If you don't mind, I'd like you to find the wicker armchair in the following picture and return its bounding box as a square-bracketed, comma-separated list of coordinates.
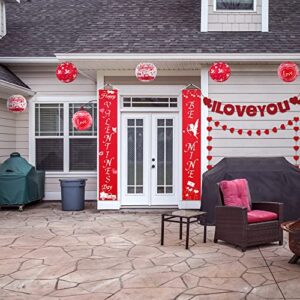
[214, 185, 283, 252]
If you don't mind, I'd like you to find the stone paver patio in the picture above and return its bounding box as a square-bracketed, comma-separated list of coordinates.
[0, 203, 299, 300]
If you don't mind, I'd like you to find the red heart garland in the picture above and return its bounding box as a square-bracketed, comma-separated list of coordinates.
[294, 127, 299, 132]
[272, 127, 278, 133]
[207, 117, 212, 122]
[247, 130, 252, 136]
[214, 121, 220, 127]
[207, 136, 213, 141]
[290, 97, 298, 105]
[294, 117, 300, 122]
[207, 156, 213, 161]
[229, 128, 235, 133]
[207, 126, 213, 132]
[238, 129, 243, 135]
[207, 165, 213, 170]
[294, 136, 300, 142]
[288, 120, 294, 126]
[222, 125, 227, 131]
[294, 146, 299, 151]
[207, 146, 213, 151]
[256, 130, 261, 136]
[294, 155, 299, 161]
[280, 124, 286, 130]
[264, 129, 270, 135]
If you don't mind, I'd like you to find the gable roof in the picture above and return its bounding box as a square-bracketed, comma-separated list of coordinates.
[0, 0, 299, 57]
[0, 64, 30, 89]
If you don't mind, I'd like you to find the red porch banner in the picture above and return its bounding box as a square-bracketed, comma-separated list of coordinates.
[98, 89, 118, 201]
[182, 89, 201, 201]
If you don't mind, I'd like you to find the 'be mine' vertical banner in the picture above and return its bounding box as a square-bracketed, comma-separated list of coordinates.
[98, 89, 118, 201]
[182, 89, 201, 201]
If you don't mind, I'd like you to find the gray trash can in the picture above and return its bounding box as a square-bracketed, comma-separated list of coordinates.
[59, 179, 87, 211]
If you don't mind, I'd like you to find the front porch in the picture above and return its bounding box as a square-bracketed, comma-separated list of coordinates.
[0, 203, 297, 299]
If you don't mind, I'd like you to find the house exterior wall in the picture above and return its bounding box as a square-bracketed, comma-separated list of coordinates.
[0, 99, 16, 162]
[208, 0, 262, 31]
[208, 66, 300, 167]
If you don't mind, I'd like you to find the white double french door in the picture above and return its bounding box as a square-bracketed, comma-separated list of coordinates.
[121, 113, 179, 206]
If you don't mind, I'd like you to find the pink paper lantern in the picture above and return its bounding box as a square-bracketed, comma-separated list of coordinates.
[209, 62, 231, 82]
[72, 107, 93, 131]
[56, 62, 78, 83]
[278, 62, 299, 82]
[135, 63, 157, 82]
[7, 95, 27, 113]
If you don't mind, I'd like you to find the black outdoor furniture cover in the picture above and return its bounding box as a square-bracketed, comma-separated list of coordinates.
[201, 157, 300, 224]
[0, 152, 45, 206]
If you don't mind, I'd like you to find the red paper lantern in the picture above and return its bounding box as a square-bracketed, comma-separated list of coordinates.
[56, 62, 78, 83]
[209, 62, 231, 82]
[278, 62, 299, 82]
[7, 95, 27, 113]
[72, 107, 93, 131]
[135, 63, 157, 82]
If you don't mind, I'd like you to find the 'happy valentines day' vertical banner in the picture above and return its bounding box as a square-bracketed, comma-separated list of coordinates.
[98, 89, 118, 201]
[182, 89, 201, 201]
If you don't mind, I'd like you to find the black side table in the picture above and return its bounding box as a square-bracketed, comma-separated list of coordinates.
[161, 210, 207, 249]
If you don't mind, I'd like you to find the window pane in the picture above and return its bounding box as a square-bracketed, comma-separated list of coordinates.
[70, 139, 97, 171]
[216, 0, 254, 10]
[69, 103, 97, 136]
[35, 104, 63, 136]
[36, 139, 63, 171]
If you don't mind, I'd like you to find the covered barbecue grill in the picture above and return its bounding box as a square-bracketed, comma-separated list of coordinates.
[0, 152, 45, 210]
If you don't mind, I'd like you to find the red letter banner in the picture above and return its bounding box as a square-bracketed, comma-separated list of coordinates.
[182, 89, 201, 201]
[98, 89, 118, 201]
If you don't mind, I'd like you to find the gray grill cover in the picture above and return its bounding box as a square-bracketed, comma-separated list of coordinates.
[201, 157, 300, 224]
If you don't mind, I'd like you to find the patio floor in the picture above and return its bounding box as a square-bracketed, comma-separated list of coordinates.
[0, 203, 299, 300]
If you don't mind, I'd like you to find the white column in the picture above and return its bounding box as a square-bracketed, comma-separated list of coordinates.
[201, 0, 208, 32]
[261, 0, 269, 32]
[97, 71, 120, 210]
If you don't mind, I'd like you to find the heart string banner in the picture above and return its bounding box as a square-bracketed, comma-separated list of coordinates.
[293, 118, 300, 168]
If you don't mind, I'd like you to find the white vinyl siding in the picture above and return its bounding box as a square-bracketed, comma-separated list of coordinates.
[208, 67, 300, 167]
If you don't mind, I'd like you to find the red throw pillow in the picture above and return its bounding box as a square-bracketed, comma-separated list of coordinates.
[219, 179, 251, 211]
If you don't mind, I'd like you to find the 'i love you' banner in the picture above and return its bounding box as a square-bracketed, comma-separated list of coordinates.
[98, 89, 118, 201]
[182, 89, 201, 201]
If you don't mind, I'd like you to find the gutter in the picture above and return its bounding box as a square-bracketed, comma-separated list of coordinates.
[0, 80, 36, 96]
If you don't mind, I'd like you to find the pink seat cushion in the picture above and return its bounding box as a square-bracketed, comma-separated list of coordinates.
[247, 210, 278, 223]
[219, 179, 251, 211]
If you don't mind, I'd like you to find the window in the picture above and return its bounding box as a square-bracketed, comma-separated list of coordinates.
[35, 103, 97, 172]
[123, 97, 178, 108]
[215, 0, 254, 10]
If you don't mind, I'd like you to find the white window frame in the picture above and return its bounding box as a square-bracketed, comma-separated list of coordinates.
[30, 97, 97, 176]
[214, 0, 257, 13]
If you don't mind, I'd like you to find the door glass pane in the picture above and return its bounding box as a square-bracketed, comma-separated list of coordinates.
[157, 118, 173, 194]
[127, 119, 143, 194]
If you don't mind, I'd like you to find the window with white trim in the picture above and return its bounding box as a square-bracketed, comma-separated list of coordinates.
[215, 0, 255, 10]
[35, 103, 97, 172]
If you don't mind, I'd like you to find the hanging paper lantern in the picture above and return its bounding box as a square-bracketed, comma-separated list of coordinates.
[135, 63, 157, 82]
[72, 107, 93, 131]
[56, 62, 78, 83]
[209, 62, 231, 82]
[278, 62, 299, 82]
[7, 95, 27, 113]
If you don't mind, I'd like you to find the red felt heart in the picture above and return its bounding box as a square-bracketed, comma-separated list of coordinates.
[294, 136, 300, 141]
[237, 129, 243, 135]
[207, 146, 213, 151]
[264, 129, 270, 135]
[207, 165, 213, 170]
[229, 128, 235, 133]
[294, 155, 299, 161]
[207, 136, 213, 141]
[294, 127, 299, 132]
[272, 127, 278, 133]
[280, 124, 286, 130]
[294, 146, 299, 151]
[247, 130, 252, 136]
[294, 117, 300, 122]
[207, 117, 212, 122]
[222, 125, 227, 131]
[214, 121, 220, 127]
[207, 155, 213, 161]
[207, 126, 213, 132]
[256, 130, 261, 136]
[288, 120, 294, 126]
[290, 97, 298, 105]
